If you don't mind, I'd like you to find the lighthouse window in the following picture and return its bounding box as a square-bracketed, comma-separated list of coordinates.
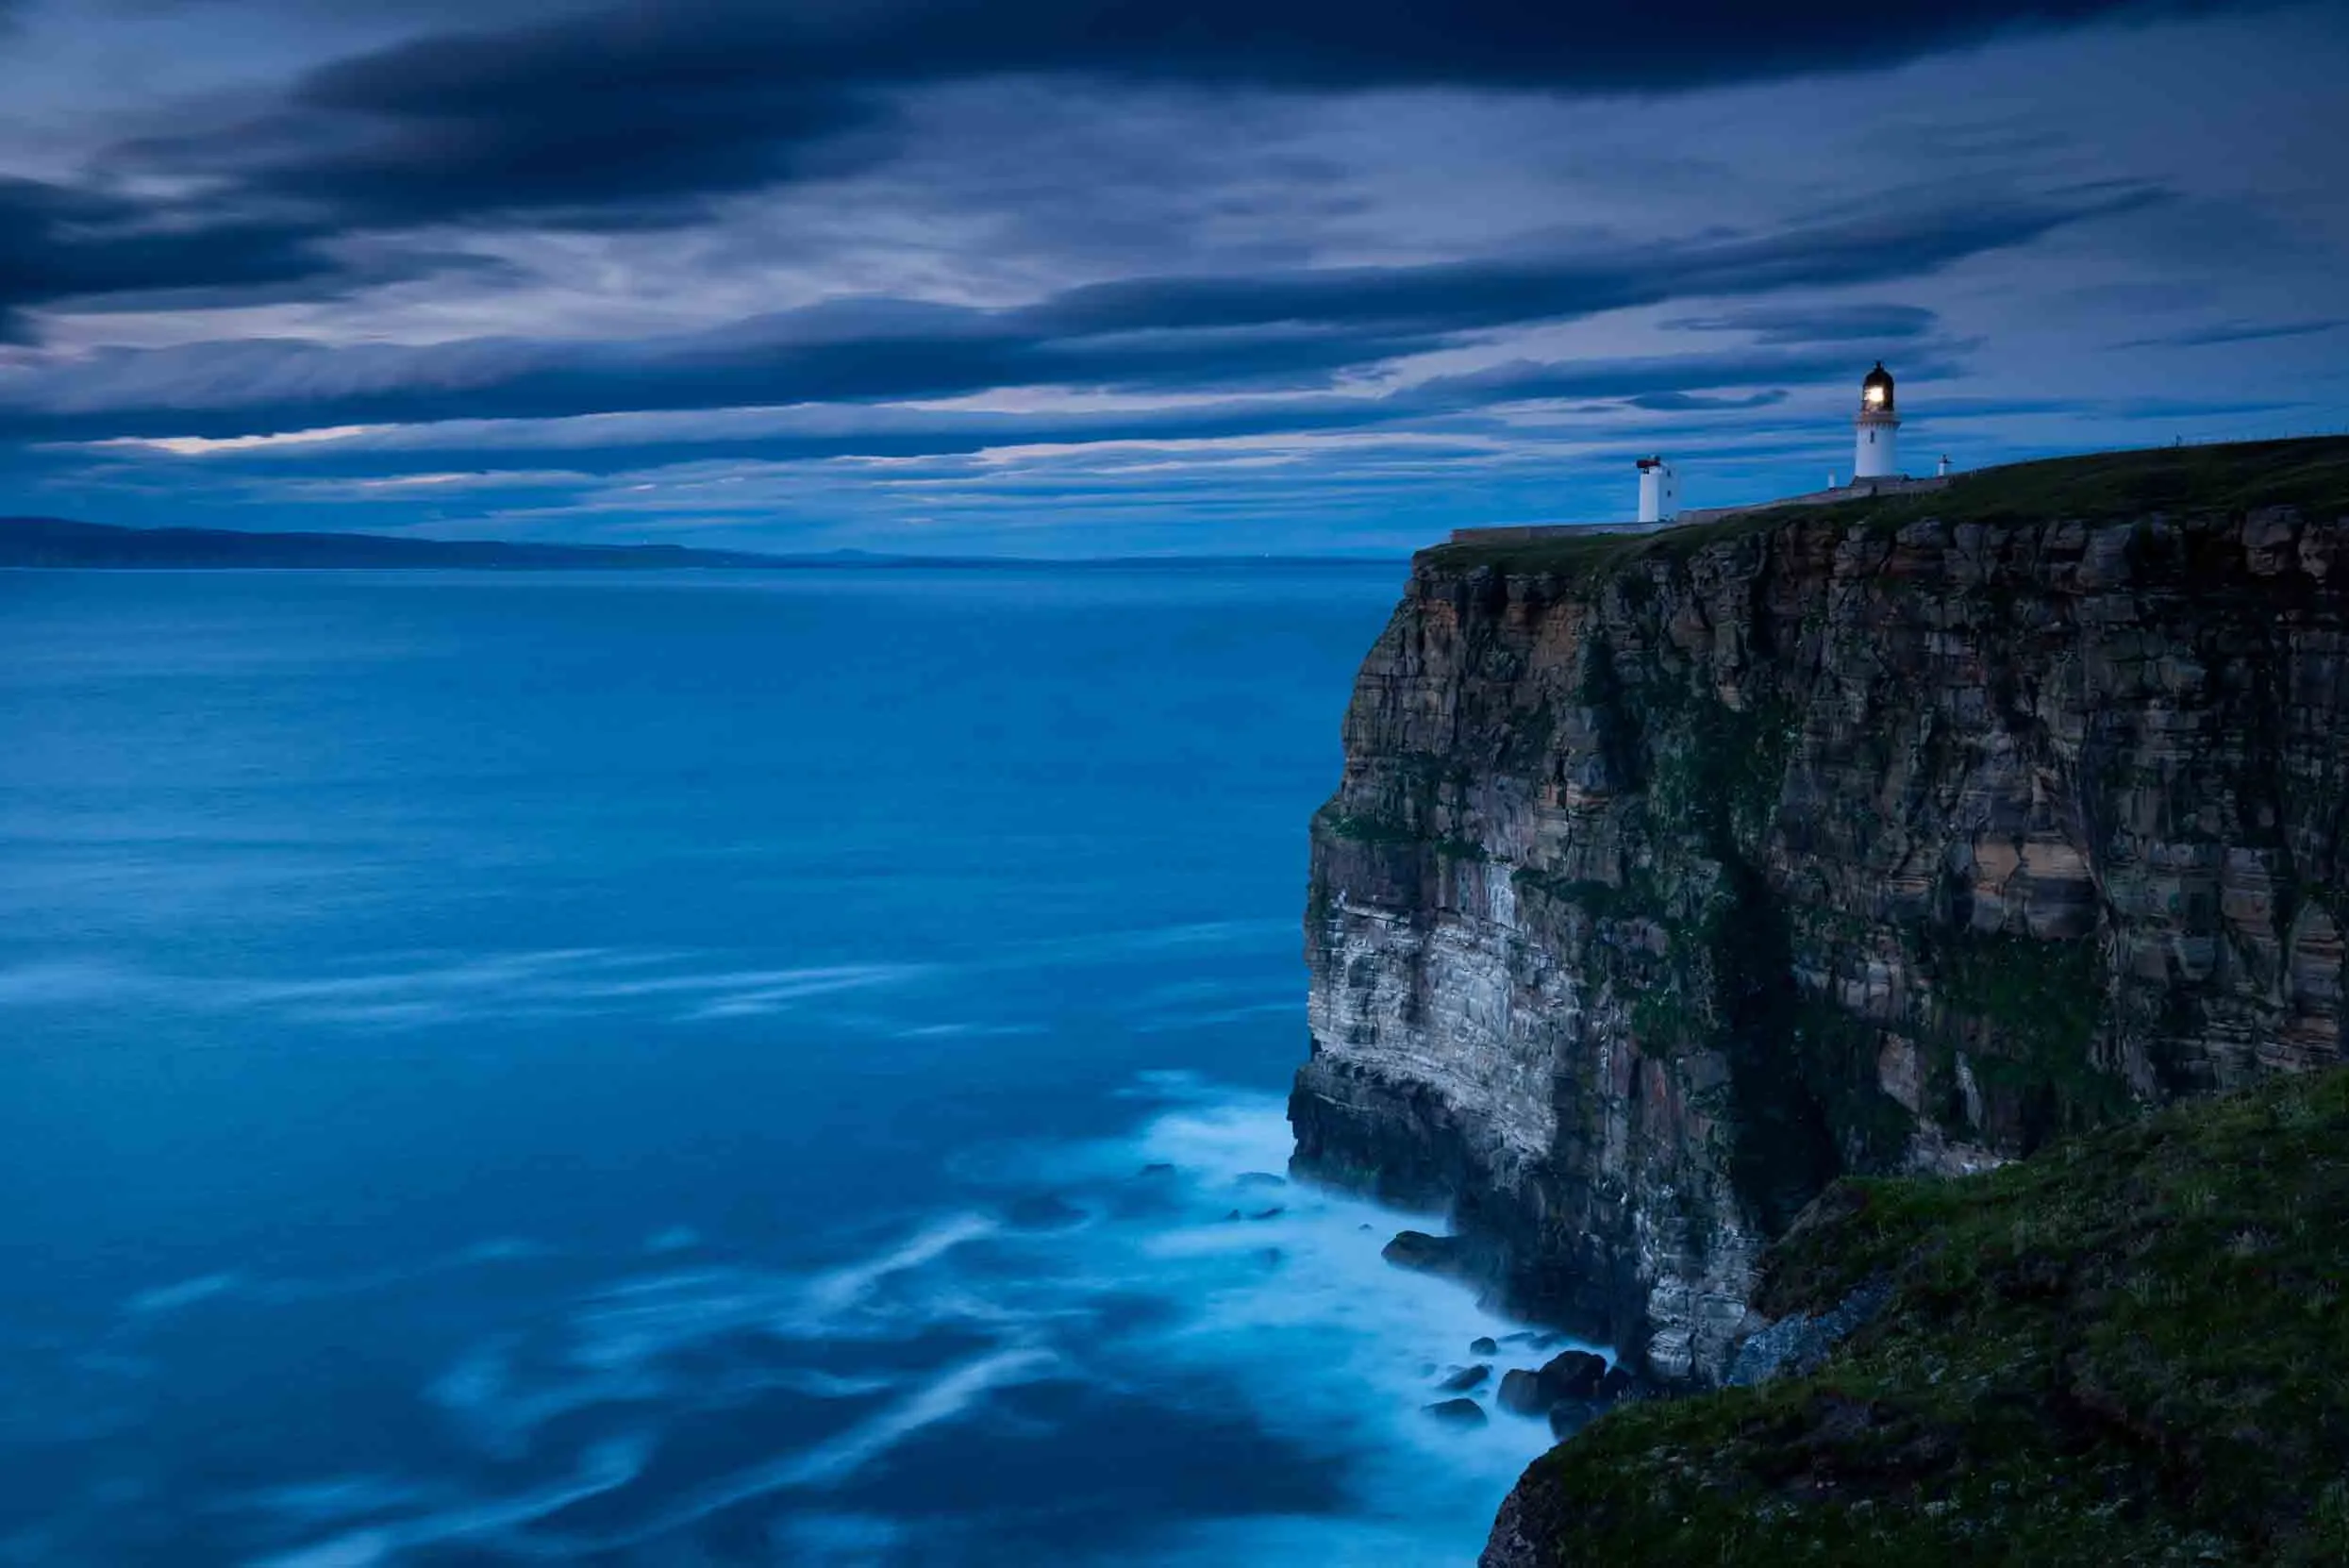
[1865, 386, 1887, 407]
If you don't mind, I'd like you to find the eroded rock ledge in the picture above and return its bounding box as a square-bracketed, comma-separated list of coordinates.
[1291, 438, 2349, 1386]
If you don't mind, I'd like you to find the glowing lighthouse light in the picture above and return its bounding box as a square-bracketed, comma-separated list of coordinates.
[1853, 360, 1903, 480]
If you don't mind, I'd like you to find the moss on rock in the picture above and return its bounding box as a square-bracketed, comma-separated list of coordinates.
[1486, 1067, 2349, 1566]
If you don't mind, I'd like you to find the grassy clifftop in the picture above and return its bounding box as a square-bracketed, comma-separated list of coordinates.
[1490, 1067, 2349, 1565]
[1430, 434, 2349, 579]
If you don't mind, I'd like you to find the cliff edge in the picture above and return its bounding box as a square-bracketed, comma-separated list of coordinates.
[1291, 436, 2349, 1384]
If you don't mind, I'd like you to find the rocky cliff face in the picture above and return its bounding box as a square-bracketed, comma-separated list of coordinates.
[1291, 442, 2349, 1385]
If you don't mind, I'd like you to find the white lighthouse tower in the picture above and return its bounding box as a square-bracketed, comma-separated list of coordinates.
[1853, 361, 1901, 480]
[1636, 456, 1679, 523]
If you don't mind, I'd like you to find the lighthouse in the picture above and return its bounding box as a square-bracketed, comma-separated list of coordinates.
[1636, 456, 1679, 523]
[1853, 361, 1901, 480]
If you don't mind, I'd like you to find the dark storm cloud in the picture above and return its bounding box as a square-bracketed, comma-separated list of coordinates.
[0, 176, 344, 339]
[1, 186, 2146, 440]
[1014, 186, 2141, 343]
[115, 0, 2238, 233]
[129, 73, 892, 232]
[1662, 303, 1941, 345]
[297, 0, 2246, 99]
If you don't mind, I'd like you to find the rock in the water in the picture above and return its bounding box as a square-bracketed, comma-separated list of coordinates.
[1236, 1171, 1288, 1189]
[1595, 1365, 1641, 1403]
[1381, 1229, 1467, 1275]
[1138, 1162, 1175, 1178]
[1545, 1398, 1603, 1439]
[1423, 1397, 1488, 1427]
[1248, 1206, 1285, 1221]
[1495, 1368, 1549, 1416]
[1436, 1363, 1491, 1393]
[1470, 1336, 1500, 1356]
[1537, 1349, 1608, 1403]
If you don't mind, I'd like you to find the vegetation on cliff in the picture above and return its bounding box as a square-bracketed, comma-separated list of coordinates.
[1427, 434, 2349, 578]
[1487, 1067, 2349, 1565]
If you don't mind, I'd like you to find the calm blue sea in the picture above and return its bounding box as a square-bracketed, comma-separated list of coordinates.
[0, 566, 1576, 1566]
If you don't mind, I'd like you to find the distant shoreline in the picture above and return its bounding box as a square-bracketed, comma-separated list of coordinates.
[0, 517, 1406, 572]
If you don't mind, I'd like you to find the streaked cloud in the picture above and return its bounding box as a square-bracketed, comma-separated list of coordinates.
[0, 0, 2342, 551]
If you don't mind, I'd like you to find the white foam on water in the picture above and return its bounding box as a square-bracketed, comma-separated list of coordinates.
[891, 1021, 1047, 1040]
[476, 1350, 1059, 1560]
[428, 1338, 669, 1460]
[799, 1212, 1000, 1318]
[215, 1077, 1589, 1566]
[117, 1238, 552, 1324]
[561, 1267, 804, 1371]
[775, 1347, 1058, 1489]
[250, 1434, 652, 1568]
[123, 1273, 244, 1316]
[0, 949, 926, 1030]
[1052, 1086, 1583, 1560]
[674, 964, 926, 1019]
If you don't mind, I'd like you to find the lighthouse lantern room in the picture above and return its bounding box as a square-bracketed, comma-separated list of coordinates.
[1854, 360, 1902, 480]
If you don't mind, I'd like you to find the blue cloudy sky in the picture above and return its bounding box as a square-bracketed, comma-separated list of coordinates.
[2, 0, 2345, 556]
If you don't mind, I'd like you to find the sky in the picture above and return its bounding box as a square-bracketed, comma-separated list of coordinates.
[2, 0, 2345, 557]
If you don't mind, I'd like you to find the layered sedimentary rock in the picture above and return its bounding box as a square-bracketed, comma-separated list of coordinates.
[1291, 449, 2349, 1384]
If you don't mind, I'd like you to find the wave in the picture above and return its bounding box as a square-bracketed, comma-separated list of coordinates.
[0, 950, 925, 1030]
[799, 1213, 1000, 1319]
[124, 1272, 244, 1316]
[535, 1348, 1061, 1556]
[249, 1435, 651, 1567]
[94, 1076, 1590, 1565]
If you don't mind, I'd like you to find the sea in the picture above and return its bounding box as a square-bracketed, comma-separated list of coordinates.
[0, 565, 1585, 1566]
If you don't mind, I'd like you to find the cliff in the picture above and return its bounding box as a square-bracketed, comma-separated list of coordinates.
[1481, 1065, 2349, 1565]
[1291, 436, 2349, 1385]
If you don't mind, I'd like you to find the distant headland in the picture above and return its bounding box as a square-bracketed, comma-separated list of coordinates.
[0, 516, 1400, 571]
[0, 516, 806, 571]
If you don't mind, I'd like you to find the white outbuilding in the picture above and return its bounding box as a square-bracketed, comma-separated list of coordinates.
[1636, 456, 1679, 524]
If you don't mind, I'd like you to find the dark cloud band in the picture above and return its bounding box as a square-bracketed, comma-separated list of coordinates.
[113, 0, 2240, 235]
[0, 187, 2146, 442]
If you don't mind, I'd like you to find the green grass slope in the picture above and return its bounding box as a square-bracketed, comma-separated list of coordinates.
[1431, 434, 2349, 579]
[1495, 1067, 2349, 1565]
